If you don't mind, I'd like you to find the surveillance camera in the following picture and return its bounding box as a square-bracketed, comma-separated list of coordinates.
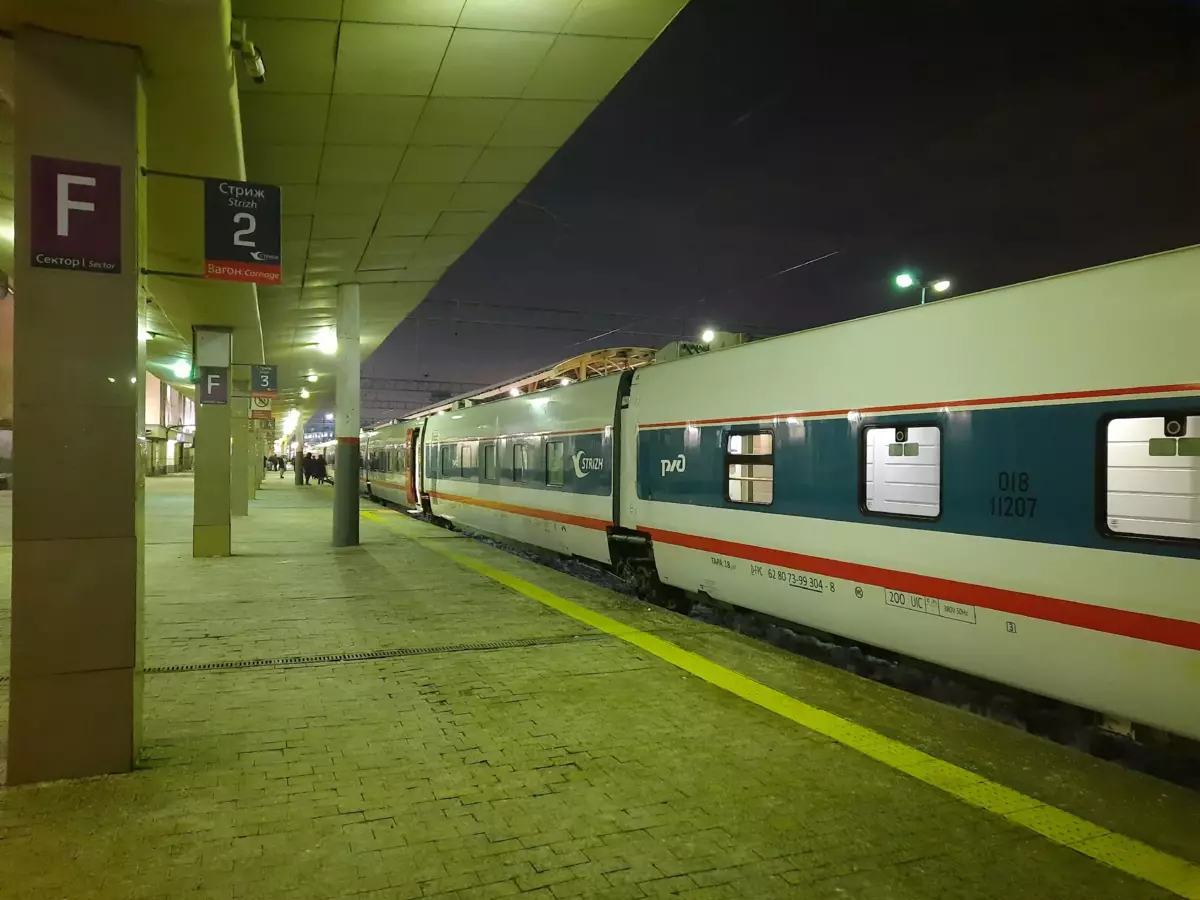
[243, 43, 266, 84]
[230, 25, 266, 84]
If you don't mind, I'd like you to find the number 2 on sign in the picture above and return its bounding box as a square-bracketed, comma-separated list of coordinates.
[233, 212, 257, 247]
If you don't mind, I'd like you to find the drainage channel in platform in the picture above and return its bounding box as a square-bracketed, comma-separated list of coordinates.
[141, 631, 607, 676]
[0, 632, 605, 683]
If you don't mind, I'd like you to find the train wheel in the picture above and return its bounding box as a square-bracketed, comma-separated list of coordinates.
[616, 557, 693, 616]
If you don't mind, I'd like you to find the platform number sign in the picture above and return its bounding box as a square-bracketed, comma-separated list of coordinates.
[204, 178, 282, 285]
[250, 364, 278, 398]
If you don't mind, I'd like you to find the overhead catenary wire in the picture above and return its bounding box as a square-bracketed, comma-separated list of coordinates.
[569, 249, 840, 347]
[420, 296, 784, 336]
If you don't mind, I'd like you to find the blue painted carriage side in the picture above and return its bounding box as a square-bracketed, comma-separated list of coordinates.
[637, 396, 1200, 559]
[425, 430, 612, 497]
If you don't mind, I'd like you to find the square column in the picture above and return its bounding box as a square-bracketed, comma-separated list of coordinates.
[230, 391, 250, 517]
[7, 28, 145, 784]
[333, 283, 360, 547]
[193, 327, 231, 557]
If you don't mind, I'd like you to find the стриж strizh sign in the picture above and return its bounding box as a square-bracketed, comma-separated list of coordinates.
[29, 156, 122, 274]
[204, 178, 281, 285]
[250, 364, 278, 397]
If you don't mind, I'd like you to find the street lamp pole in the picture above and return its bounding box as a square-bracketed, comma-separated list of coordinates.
[895, 272, 952, 305]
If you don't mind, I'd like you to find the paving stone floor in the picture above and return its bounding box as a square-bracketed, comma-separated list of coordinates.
[0, 476, 1196, 899]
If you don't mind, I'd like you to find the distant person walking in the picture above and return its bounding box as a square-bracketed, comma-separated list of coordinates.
[316, 454, 328, 485]
[303, 452, 314, 485]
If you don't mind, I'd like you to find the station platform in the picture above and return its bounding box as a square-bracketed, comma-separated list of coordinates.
[0, 475, 1198, 900]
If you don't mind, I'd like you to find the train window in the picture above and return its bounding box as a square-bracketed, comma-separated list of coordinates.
[461, 442, 476, 472]
[439, 444, 458, 477]
[1103, 415, 1200, 540]
[482, 442, 497, 481]
[513, 443, 530, 483]
[862, 425, 941, 518]
[546, 441, 565, 487]
[726, 431, 773, 505]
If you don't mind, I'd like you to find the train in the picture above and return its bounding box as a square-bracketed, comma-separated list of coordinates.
[354, 245, 1200, 743]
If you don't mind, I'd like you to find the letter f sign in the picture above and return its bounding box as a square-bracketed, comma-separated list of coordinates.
[57, 174, 96, 236]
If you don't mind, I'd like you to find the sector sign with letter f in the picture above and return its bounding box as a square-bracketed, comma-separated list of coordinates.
[204, 178, 281, 285]
[29, 156, 122, 274]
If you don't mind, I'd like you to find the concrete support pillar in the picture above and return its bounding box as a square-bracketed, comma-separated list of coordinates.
[7, 28, 145, 784]
[230, 393, 249, 517]
[254, 425, 265, 489]
[250, 440, 259, 498]
[333, 283, 360, 547]
[193, 327, 232, 557]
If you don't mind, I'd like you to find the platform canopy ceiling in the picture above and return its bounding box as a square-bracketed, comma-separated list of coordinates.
[0, 0, 261, 387]
[234, 0, 688, 412]
[0, 1, 688, 423]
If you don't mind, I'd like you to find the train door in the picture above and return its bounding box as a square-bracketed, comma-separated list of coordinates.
[359, 433, 369, 493]
[405, 426, 419, 506]
[617, 372, 640, 530]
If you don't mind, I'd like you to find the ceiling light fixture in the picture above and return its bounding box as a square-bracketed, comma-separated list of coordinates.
[317, 328, 337, 355]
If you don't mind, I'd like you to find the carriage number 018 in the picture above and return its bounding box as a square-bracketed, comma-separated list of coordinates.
[990, 471, 1037, 519]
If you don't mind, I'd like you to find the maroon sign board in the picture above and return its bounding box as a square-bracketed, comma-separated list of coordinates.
[196, 366, 229, 405]
[29, 156, 122, 274]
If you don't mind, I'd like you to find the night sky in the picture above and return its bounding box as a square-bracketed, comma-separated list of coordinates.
[364, 0, 1200, 396]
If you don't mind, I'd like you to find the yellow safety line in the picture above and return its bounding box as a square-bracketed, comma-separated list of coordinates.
[360, 509, 1200, 898]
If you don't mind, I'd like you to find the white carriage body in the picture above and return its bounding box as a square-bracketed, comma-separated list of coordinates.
[625, 246, 1200, 739]
[420, 376, 621, 564]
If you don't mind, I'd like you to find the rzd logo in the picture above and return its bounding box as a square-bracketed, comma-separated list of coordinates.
[660, 454, 686, 476]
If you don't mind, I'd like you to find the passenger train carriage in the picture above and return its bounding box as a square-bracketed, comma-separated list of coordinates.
[361, 246, 1200, 742]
